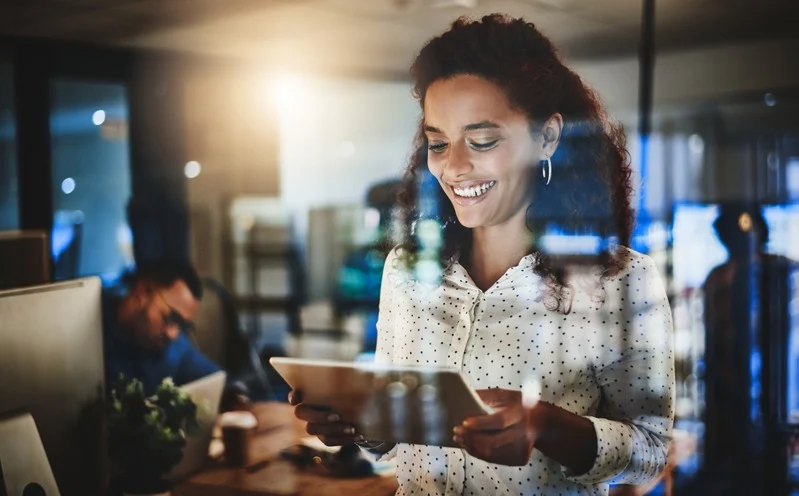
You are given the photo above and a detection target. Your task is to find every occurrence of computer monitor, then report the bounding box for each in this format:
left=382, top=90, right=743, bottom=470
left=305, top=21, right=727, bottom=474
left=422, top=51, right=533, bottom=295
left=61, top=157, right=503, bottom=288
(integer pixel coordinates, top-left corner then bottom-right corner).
left=0, top=278, right=106, bottom=496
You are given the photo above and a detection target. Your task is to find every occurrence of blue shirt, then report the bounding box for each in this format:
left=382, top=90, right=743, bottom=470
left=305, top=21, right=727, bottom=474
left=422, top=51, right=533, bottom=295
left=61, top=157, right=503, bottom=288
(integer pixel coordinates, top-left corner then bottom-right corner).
left=102, top=291, right=220, bottom=396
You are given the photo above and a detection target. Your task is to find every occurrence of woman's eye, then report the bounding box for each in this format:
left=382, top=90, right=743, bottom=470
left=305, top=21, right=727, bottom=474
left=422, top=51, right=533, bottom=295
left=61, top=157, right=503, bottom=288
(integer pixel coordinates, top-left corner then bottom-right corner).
left=468, top=139, right=500, bottom=151
left=428, top=142, right=448, bottom=153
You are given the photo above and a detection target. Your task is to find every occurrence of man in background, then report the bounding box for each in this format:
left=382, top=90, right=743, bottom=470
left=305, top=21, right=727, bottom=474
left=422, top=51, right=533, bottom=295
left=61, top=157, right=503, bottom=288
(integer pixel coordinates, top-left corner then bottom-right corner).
left=103, top=260, right=250, bottom=412
left=703, top=203, right=796, bottom=494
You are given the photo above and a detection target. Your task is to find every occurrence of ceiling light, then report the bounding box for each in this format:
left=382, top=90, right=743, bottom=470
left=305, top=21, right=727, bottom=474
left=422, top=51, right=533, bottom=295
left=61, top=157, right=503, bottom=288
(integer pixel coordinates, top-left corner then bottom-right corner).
left=92, top=110, right=106, bottom=126
left=61, top=178, right=76, bottom=195
left=184, top=161, right=202, bottom=179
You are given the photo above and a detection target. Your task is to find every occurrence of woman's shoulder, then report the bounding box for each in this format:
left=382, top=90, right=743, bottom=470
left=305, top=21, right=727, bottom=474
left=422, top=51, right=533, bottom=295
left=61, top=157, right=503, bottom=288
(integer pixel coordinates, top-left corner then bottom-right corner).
left=383, top=245, right=407, bottom=273
left=381, top=245, right=416, bottom=287
left=607, top=245, right=661, bottom=282
left=564, top=247, right=659, bottom=286
left=605, top=247, right=669, bottom=308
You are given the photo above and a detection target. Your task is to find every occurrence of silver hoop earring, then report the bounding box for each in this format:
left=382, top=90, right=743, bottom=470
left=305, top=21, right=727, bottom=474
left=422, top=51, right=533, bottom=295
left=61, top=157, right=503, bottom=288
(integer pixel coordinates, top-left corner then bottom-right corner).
left=540, top=157, right=552, bottom=185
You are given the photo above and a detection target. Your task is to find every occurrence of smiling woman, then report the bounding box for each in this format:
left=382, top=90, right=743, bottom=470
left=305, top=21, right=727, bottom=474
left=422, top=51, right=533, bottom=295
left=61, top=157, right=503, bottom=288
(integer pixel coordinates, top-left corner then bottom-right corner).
left=291, top=14, right=675, bottom=496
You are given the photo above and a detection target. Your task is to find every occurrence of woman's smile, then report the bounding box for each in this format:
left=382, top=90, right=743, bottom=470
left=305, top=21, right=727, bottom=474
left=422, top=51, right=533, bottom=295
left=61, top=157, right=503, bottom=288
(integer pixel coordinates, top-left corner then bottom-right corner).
left=450, top=180, right=496, bottom=203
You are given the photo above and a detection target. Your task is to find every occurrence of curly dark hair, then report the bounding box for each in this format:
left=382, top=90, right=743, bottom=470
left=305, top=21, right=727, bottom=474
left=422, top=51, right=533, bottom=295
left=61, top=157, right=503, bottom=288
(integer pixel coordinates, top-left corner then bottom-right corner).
left=395, top=14, right=634, bottom=311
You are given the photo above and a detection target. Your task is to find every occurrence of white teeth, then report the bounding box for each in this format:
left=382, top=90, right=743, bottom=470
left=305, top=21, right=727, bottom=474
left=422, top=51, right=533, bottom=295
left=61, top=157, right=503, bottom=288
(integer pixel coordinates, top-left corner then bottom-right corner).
left=453, top=181, right=495, bottom=198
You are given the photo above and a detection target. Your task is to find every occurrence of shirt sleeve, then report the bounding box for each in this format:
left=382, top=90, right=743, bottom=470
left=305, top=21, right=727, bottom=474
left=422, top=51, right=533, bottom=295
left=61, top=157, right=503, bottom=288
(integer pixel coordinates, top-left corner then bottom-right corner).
left=563, top=253, right=675, bottom=485
left=173, top=333, right=222, bottom=386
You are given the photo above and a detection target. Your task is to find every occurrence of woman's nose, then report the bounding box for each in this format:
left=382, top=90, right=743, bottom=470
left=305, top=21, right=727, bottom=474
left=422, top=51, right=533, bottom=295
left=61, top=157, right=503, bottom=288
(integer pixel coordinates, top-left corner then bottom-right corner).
left=444, top=142, right=474, bottom=178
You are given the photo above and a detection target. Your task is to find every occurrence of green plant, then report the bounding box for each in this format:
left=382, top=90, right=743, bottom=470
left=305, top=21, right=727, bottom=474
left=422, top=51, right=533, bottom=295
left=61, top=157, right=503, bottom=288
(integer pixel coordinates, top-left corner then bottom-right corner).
left=107, top=376, right=200, bottom=491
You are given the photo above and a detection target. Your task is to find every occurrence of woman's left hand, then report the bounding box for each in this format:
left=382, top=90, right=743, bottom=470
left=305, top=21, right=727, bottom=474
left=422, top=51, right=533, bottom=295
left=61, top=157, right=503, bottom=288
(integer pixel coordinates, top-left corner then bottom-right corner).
left=453, top=388, right=545, bottom=466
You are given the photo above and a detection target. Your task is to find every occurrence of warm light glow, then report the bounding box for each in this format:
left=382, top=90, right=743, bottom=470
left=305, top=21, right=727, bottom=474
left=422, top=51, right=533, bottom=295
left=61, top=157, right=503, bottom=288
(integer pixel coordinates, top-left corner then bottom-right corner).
left=272, top=74, right=296, bottom=106
left=61, top=177, right=76, bottom=195
left=271, top=73, right=312, bottom=116
left=184, top=161, right=201, bottom=179
left=739, top=212, right=752, bottom=232
left=92, top=110, right=106, bottom=126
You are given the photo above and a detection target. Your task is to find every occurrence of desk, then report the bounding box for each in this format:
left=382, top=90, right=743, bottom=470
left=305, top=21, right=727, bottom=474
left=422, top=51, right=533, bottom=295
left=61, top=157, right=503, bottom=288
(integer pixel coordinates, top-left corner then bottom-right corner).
left=174, top=403, right=398, bottom=496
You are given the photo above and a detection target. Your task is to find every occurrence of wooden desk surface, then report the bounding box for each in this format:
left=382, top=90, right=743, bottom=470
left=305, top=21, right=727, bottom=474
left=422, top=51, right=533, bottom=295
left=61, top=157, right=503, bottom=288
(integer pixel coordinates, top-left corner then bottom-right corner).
left=174, top=403, right=398, bottom=496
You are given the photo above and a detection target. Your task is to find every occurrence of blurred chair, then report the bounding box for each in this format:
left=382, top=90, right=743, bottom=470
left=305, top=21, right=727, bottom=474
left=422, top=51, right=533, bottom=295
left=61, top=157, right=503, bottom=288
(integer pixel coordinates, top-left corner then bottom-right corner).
left=241, top=223, right=304, bottom=338
left=191, top=277, right=277, bottom=401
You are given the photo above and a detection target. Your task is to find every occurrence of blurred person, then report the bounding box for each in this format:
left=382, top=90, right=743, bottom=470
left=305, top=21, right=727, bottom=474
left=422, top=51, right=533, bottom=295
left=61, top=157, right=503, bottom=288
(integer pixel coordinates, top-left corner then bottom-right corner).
left=291, top=14, right=675, bottom=495
left=103, top=259, right=249, bottom=409
left=702, top=204, right=796, bottom=493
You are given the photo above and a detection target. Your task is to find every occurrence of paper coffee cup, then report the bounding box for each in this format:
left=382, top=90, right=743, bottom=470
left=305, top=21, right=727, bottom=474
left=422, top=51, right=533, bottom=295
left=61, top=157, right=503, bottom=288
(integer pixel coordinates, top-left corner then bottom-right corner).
left=220, top=411, right=258, bottom=467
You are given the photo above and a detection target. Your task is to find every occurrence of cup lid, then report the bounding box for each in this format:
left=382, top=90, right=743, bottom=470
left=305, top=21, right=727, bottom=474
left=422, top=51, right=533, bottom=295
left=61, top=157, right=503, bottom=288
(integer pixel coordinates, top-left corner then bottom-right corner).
left=220, top=410, right=258, bottom=429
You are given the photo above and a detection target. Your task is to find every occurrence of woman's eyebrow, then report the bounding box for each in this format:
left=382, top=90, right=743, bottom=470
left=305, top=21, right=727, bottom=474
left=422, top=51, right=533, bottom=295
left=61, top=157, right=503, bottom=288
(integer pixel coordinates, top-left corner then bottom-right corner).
left=424, top=121, right=501, bottom=134
left=463, top=121, right=500, bottom=131
left=424, top=124, right=443, bottom=134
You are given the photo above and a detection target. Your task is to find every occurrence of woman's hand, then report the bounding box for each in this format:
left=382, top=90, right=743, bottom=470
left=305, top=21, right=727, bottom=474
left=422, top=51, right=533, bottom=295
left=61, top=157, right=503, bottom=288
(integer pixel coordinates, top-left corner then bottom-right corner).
left=453, top=388, right=546, bottom=466
left=288, top=390, right=359, bottom=446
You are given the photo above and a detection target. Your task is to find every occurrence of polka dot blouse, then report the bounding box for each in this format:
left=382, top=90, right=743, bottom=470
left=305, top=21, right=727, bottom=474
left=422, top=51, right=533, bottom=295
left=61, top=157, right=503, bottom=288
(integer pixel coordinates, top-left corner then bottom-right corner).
left=374, top=247, right=675, bottom=495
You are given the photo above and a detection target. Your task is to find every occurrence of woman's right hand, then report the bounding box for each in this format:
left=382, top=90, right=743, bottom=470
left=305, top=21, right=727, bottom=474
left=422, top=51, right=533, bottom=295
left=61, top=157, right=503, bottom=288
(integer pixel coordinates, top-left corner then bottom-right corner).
left=288, top=390, right=359, bottom=446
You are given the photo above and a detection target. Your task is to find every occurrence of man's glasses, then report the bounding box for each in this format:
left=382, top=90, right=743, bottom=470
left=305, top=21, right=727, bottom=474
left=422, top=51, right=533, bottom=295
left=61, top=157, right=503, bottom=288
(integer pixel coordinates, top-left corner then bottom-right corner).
left=155, top=292, right=195, bottom=334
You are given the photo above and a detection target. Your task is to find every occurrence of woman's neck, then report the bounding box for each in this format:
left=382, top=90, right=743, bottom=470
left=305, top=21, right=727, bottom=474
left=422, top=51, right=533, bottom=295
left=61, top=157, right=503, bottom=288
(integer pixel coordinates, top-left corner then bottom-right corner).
left=465, top=208, right=532, bottom=291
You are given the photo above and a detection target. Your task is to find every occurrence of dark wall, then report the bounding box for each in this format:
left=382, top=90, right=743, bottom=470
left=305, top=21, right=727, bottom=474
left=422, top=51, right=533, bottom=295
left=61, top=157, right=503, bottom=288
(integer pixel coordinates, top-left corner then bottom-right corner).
left=127, top=52, right=189, bottom=264
left=0, top=47, right=18, bottom=231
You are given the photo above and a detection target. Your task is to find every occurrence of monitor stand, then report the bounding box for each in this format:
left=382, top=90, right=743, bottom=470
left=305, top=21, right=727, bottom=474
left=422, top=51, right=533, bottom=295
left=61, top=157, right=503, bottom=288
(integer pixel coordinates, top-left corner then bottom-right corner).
left=0, top=412, right=60, bottom=496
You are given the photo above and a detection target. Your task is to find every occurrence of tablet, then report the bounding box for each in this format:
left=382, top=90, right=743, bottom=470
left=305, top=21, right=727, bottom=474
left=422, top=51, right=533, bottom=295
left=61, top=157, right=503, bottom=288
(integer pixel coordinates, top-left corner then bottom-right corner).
left=270, top=357, right=493, bottom=448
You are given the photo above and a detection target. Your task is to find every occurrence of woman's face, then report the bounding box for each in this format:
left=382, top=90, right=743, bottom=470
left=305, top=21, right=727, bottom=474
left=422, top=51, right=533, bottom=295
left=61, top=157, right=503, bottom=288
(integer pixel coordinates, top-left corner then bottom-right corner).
left=423, top=75, right=545, bottom=230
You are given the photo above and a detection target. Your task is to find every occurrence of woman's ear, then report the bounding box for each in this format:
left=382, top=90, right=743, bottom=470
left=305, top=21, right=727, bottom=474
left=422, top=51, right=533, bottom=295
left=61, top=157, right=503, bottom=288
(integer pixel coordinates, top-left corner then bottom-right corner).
left=542, top=113, right=563, bottom=157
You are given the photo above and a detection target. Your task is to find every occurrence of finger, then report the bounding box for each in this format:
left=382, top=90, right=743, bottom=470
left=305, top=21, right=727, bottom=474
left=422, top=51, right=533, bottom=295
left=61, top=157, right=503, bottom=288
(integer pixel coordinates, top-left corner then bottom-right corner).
left=288, top=390, right=303, bottom=405
left=306, top=422, right=356, bottom=438
left=319, top=435, right=356, bottom=447
left=476, top=388, right=520, bottom=407
left=459, top=426, right=532, bottom=465
left=462, top=405, right=524, bottom=431
left=457, top=428, right=493, bottom=461
left=294, top=404, right=340, bottom=424
left=467, top=427, right=528, bottom=452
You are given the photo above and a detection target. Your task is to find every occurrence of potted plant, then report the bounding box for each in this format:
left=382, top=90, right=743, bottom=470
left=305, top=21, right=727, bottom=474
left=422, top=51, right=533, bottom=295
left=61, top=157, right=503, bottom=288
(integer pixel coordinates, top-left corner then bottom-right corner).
left=106, top=376, right=200, bottom=496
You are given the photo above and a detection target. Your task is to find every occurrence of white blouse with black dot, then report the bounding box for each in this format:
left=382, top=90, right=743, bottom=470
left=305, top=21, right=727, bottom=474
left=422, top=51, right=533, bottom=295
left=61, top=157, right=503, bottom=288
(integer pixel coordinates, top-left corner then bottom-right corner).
left=374, top=247, right=675, bottom=496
